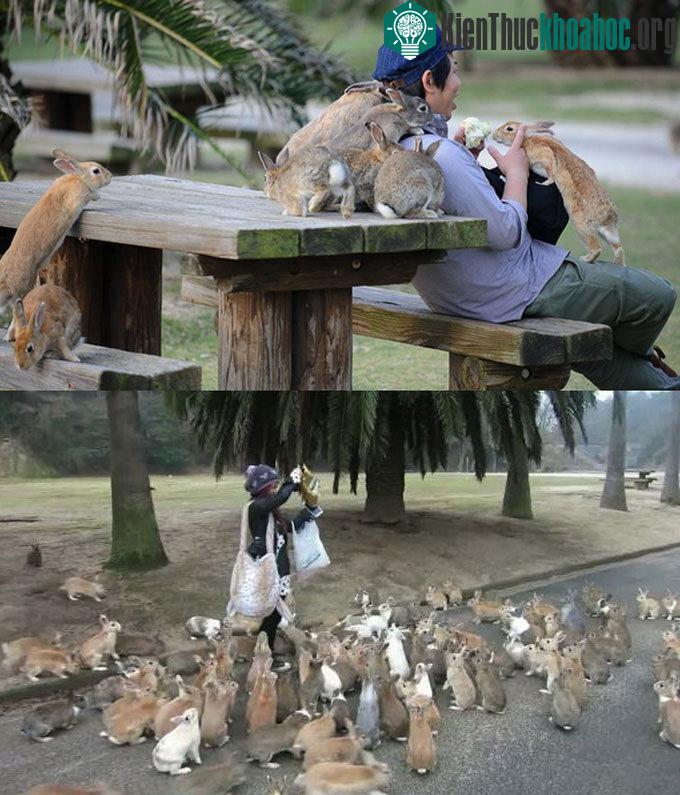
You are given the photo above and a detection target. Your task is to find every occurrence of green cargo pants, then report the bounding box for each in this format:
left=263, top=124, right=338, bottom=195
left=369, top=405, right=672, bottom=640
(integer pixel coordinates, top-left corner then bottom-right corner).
left=523, top=258, right=679, bottom=389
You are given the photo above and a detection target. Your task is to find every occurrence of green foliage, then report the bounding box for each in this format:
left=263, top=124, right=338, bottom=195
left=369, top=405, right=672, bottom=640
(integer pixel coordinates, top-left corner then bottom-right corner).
left=0, top=393, right=204, bottom=476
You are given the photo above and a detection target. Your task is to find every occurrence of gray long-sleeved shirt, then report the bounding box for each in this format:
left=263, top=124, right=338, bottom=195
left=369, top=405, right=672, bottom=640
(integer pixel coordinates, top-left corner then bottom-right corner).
left=400, top=130, right=568, bottom=323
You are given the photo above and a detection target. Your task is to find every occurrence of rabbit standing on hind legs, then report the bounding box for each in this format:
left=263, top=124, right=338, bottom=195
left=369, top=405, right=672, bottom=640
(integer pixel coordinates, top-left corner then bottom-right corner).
left=0, top=150, right=111, bottom=331
left=491, top=121, right=625, bottom=266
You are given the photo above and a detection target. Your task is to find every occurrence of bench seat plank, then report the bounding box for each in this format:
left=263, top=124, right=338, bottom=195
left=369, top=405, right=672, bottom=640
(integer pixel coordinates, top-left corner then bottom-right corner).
left=351, top=286, right=612, bottom=367
left=0, top=333, right=201, bottom=390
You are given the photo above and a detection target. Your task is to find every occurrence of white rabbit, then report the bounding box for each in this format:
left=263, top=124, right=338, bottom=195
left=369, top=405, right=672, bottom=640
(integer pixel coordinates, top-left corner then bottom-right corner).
left=152, top=707, right=201, bottom=775
left=320, top=660, right=343, bottom=702
left=384, top=626, right=410, bottom=680
left=413, top=662, right=433, bottom=699
left=185, top=616, right=221, bottom=641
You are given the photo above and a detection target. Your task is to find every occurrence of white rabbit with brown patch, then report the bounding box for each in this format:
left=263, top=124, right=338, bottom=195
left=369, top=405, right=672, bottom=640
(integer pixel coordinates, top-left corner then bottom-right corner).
left=491, top=120, right=624, bottom=265
left=0, top=150, right=112, bottom=313
left=78, top=615, right=121, bottom=670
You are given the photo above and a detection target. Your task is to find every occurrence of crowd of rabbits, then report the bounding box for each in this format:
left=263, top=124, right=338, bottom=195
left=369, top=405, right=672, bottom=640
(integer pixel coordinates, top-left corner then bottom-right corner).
left=7, top=572, right=680, bottom=793
left=259, top=83, right=445, bottom=221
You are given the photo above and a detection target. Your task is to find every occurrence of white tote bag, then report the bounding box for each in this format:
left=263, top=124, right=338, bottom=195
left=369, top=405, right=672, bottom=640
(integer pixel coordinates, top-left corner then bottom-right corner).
left=226, top=502, right=280, bottom=620
left=293, top=518, right=330, bottom=575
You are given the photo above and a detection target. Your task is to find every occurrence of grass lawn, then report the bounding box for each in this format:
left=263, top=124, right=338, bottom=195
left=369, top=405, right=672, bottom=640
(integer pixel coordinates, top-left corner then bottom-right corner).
left=162, top=185, right=680, bottom=390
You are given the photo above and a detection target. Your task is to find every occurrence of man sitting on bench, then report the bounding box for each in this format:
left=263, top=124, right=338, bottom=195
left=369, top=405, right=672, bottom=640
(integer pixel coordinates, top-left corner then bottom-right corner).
left=370, top=28, right=679, bottom=389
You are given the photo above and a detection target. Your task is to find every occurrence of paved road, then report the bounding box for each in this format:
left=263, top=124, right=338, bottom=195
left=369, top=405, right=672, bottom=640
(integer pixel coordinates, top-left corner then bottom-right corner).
left=4, top=548, right=680, bottom=795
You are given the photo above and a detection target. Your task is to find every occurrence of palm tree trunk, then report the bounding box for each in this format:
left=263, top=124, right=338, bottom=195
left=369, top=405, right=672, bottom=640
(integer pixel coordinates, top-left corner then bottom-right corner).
left=0, top=19, right=22, bottom=181
left=600, top=391, right=628, bottom=512
left=661, top=392, right=680, bottom=505
left=106, top=391, right=169, bottom=570
left=501, top=424, right=534, bottom=520
left=364, top=418, right=406, bottom=525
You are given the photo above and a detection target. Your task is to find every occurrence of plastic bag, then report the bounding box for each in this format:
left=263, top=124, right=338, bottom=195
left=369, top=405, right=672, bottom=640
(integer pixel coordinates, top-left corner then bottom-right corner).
left=293, top=518, right=330, bottom=575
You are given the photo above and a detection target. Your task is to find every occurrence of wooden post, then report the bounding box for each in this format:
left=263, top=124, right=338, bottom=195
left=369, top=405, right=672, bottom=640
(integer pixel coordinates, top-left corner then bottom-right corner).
left=102, top=243, right=162, bottom=355
left=217, top=289, right=292, bottom=390
left=292, top=288, right=352, bottom=390
left=448, top=354, right=571, bottom=390
left=46, top=239, right=162, bottom=355
left=46, top=237, right=105, bottom=345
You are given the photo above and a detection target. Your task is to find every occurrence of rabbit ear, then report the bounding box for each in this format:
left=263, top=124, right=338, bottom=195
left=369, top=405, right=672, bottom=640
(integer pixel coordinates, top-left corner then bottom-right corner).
left=425, top=140, right=442, bottom=158
left=527, top=120, right=555, bottom=136
left=367, top=121, right=386, bottom=147
left=13, top=298, right=27, bottom=327
left=53, top=152, right=82, bottom=175
left=32, top=301, right=46, bottom=332
left=385, top=88, right=405, bottom=109
left=258, top=151, right=277, bottom=172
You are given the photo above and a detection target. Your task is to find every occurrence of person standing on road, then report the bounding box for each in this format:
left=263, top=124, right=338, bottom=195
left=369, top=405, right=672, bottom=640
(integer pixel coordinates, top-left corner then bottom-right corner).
left=370, top=28, right=679, bottom=389
left=243, top=464, right=316, bottom=662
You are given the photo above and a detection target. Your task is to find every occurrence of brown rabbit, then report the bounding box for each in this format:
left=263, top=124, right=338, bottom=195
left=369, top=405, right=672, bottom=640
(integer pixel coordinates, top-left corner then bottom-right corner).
left=467, top=590, right=506, bottom=624
left=292, top=711, right=336, bottom=758
left=549, top=670, right=581, bottom=731
left=442, top=579, right=463, bottom=606
left=10, top=284, right=82, bottom=368
left=472, top=653, right=507, bottom=714
left=654, top=679, right=680, bottom=747
left=336, top=122, right=401, bottom=210
left=425, top=585, right=448, bottom=611
left=294, top=760, right=389, bottom=795
left=247, top=632, right=274, bottom=693
left=492, top=121, right=624, bottom=265
left=0, top=150, right=111, bottom=310
left=245, top=711, right=310, bottom=768
left=404, top=693, right=440, bottom=735
left=78, top=615, right=121, bottom=670
left=259, top=146, right=355, bottom=219
left=26, top=543, right=42, bottom=567
left=2, top=636, right=57, bottom=672
left=378, top=674, right=409, bottom=740
left=332, top=88, right=433, bottom=151
left=100, top=689, right=165, bottom=745
left=59, top=576, right=105, bottom=602
left=124, top=659, right=163, bottom=693
left=300, top=657, right=325, bottom=715
left=153, top=676, right=203, bottom=739
left=302, top=721, right=365, bottom=770
left=200, top=678, right=232, bottom=748
left=21, top=647, right=78, bottom=681
left=373, top=136, right=444, bottom=219
left=406, top=702, right=436, bottom=775
left=559, top=656, right=589, bottom=709
left=194, top=654, right=219, bottom=689
left=276, top=667, right=301, bottom=722
left=246, top=670, right=278, bottom=734
left=280, top=82, right=388, bottom=162
left=211, top=638, right=235, bottom=680
left=444, top=650, right=476, bottom=711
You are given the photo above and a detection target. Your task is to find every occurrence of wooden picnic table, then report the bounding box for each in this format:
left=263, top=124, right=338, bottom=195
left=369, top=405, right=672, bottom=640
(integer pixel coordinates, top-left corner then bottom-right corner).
left=0, top=175, right=487, bottom=389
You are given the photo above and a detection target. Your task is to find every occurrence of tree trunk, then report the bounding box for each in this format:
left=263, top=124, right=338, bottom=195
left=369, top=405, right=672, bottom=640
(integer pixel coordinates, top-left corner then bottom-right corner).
left=106, top=391, right=169, bottom=570
left=501, top=425, right=534, bottom=520
left=600, top=391, right=628, bottom=512
left=661, top=392, right=680, bottom=505
left=364, top=400, right=406, bottom=525
left=0, top=22, right=24, bottom=181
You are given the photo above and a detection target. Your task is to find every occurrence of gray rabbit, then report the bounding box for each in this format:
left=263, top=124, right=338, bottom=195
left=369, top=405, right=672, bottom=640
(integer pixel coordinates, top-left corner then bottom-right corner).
left=356, top=675, right=381, bottom=749
left=373, top=136, right=445, bottom=219
left=21, top=697, right=80, bottom=741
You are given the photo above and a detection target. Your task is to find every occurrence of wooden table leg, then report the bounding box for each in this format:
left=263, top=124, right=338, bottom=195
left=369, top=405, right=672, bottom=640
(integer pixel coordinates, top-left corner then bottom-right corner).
left=292, top=288, right=352, bottom=390
left=217, top=290, right=293, bottom=389
left=448, top=353, right=571, bottom=390
left=47, top=239, right=162, bottom=355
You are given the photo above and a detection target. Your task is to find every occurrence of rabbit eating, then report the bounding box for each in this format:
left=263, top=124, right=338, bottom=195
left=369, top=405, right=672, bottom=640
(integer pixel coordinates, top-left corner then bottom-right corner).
left=492, top=120, right=625, bottom=266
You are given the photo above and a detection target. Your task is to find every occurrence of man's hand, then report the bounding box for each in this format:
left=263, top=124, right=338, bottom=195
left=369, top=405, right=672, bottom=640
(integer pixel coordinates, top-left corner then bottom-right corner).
left=453, top=124, right=484, bottom=159
left=486, top=124, right=529, bottom=180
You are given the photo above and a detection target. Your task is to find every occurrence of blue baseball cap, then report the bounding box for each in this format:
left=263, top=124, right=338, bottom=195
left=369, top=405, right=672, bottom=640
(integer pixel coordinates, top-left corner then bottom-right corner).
left=372, top=25, right=462, bottom=86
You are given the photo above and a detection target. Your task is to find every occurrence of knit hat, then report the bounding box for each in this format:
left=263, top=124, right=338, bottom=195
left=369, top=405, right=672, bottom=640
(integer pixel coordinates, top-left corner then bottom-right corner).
left=244, top=464, right=280, bottom=495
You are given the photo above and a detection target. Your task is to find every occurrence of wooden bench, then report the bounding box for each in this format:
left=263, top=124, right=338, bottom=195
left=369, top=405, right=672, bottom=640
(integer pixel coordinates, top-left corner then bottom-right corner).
left=180, top=279, right=613, bottom=389
left=0, top=333, right=201, bottom=390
